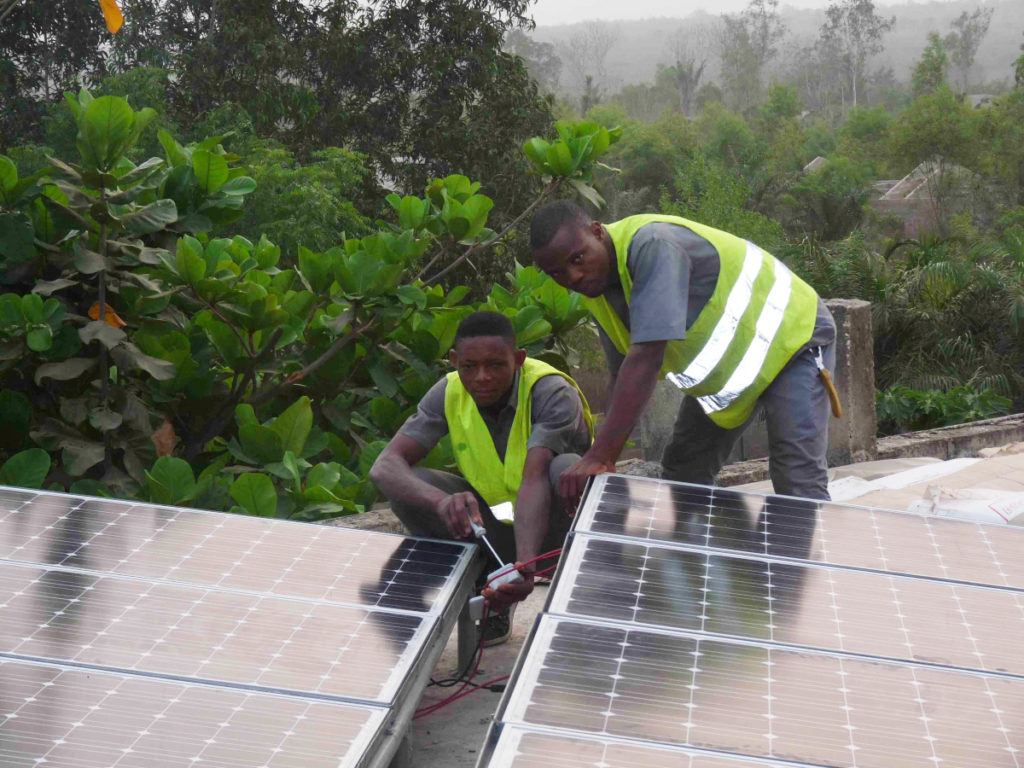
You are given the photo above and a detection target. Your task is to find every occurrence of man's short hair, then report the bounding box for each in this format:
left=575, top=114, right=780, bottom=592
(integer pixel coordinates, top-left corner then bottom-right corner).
left=529, top=200, right=592, bottom=251
left=454, top=311, right=517, bottom=350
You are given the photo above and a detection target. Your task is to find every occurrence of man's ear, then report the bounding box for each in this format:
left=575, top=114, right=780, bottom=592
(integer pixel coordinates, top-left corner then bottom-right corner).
left=514, top=348, right=527, bottom=368
left=449, top=349, right=459, bottom=368
left=590, top=219, right=604, bottom=239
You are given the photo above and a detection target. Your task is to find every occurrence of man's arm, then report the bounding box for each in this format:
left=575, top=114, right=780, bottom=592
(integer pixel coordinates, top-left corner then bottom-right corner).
left=369, top=434, right=482, bottom=538
left=559, top=339, right=667, bottom=505
left=483, top=445, right=553, bottom=611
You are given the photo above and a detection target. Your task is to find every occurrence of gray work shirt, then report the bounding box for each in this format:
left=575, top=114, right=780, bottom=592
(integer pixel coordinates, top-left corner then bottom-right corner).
left=597, top=222, right=836, bottom=374
left=398, top=371, right=591, bottom=460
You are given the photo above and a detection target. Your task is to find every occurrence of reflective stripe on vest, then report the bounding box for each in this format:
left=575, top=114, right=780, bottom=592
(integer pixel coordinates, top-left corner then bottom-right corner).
left=584, top=214, right=817, bottom=429
left=444, top=358, right=595, bottom=508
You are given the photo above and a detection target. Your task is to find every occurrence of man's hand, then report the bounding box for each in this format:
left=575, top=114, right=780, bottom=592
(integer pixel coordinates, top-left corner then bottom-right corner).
left=558, top=454, right=616, bottom=512
left=434, top=491, right=483, bottom=538
left=482, top=564, right=534, bottom=611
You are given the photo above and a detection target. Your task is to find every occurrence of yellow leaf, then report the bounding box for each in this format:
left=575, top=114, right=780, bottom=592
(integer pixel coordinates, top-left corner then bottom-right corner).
left=99, top=0, right=123, bottom=33
left=88, top=302, right=127, bottom=328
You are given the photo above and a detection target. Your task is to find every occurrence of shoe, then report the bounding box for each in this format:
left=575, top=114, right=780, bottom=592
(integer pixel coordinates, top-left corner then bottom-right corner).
left=481, top=604, right=515, bottom=647
left=534, top=574, right=552, bottom=586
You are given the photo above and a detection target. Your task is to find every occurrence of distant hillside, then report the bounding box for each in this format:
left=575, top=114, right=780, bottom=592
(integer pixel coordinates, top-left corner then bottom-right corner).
left=529, top=0, right=1022, bottom=94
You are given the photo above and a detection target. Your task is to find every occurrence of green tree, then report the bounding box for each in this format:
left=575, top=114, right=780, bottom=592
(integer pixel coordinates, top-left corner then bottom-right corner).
left=911, top=33, right=949, bottom=99
left=888, top=86, right=981, bottom=232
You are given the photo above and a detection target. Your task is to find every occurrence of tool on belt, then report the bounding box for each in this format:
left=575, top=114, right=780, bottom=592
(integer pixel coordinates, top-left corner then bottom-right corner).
left=814, top=347, right=842, bottom=419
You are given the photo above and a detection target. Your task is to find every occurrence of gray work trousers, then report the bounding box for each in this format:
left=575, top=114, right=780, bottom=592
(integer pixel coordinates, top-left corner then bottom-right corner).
left=660, top=343, right=835, bottom=501
left=388, top=453, right=580, bottom=571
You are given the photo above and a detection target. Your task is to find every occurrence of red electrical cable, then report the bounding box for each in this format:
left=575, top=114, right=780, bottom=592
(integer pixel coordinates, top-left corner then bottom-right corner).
left=414, top=548, right=564, bottom=720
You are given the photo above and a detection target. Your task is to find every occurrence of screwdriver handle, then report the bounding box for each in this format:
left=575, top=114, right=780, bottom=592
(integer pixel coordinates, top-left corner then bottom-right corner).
left=819, top=368, right=842, bottom=419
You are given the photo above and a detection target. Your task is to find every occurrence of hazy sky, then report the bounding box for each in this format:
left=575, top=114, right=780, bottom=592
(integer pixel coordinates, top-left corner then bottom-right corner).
left=529, top=0, right=959, bottom=26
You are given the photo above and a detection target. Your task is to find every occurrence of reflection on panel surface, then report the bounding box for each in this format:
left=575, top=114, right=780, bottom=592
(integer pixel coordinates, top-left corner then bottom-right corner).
left=502, top=617, right=1024, bottom=768
left=0, top=487, right=467, bottom=612
left=0, top=562, right=425, bottom=703
left=0, top=659, right=384, bottom=768
left=551, top=535, right=1024, bottom=676
left=576, top=475, right=1024, bottom=589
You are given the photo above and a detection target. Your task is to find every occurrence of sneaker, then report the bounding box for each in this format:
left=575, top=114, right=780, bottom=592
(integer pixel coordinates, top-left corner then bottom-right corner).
left=481, top=604, right=515, bottom=647
left=534, top=574, right=552, bottom=586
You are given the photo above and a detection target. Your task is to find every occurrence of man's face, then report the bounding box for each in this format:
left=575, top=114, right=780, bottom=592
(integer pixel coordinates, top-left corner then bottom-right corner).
left=533, top=220, right=615, bottom=298
left=449, top=336, right=526, bottom=408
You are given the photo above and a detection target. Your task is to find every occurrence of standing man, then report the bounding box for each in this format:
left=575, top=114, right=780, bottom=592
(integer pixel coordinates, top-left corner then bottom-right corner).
left=370, top=310, right=593, bottom=644
left=530, top=201, right=837, bottom=505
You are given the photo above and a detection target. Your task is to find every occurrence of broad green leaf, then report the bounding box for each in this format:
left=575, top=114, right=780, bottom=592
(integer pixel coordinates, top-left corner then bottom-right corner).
left=0, top=448, right=50, bottom=489
left=121, top=199, right=177, bottom=235
left=0, top=156, right=16, bottom=194
left=191, top=149, right=229, bottom=193
left=20, top=294, right=43, bottom=323
left=544, top=142, right=575, bottom=176
left=33, top=279, right=77, bottom=296
left=146, top=456, right=196, bottom=503
left=26, top=326, right=53, bottom=352
left=230, top=473, right=278, bottom=517
left=157, top=129, right=187, bottom=167
left=218, top=176, right=256, bottom=196
left=81, top=96, right=134, bottom=171
left=306, top=462, right=341, bottom=491
left=238, top=424, right=284, bottom=464
left=270, top=397, right=313, bottom=455
left=569, top=178, right=606, bottom=210
left=235, top=404, right=258, bottom=429
left=396, top=285, right=426, bottom=309
left=522, top=137, right=550, bottom=171
left=34, top=358, right=96, bottom=385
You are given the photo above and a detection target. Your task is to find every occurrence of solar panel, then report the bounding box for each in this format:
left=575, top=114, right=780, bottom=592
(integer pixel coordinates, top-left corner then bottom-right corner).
left=0, top=658, right=384, bottom=768
left=479, top=473, right=1024, bottom=768
left=0, top=485, right=478, bottom=766
left=549, top=535, right=1024, bottom=676
left=575, top=475, right=1024, bottom=590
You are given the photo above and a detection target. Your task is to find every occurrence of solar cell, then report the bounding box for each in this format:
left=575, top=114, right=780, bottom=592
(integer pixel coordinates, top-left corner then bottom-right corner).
left=576, top=475, right=1024, bottom=590
left=549, top=534, right=1024, bottom=676
left=500, top=616, right=1024, bottom=768
left=0, top=487, right=468, bottom=612
left=0, top=658, right=385, bottom=768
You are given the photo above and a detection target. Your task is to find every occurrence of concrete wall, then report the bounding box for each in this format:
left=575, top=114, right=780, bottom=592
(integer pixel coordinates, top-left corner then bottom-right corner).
left=640, top=299, right=878, bottom=467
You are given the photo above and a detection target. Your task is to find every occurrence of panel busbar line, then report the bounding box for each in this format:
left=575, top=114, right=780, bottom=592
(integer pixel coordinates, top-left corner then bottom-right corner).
left=548, top=534, right=1024, bottom=678
left=575, top=474, right=1024, bottom=591
left=498, top=615, right=1024, bottom=768
left=0, top=658, right=385, bottom=768
left=0, top=486, right=471, bottom=614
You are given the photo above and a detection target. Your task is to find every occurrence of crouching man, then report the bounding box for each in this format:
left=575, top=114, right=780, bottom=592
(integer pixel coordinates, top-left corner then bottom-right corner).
left=369, top=311, right=594, bottom=645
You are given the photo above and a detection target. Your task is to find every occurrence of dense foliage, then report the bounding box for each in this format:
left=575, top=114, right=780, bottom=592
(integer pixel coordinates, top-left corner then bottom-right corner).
left=0, top=87, right=616, bottom=514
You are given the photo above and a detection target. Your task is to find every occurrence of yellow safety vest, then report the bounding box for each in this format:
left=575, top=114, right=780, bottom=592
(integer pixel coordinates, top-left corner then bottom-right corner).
left=583, top=214, right=817, bottom=429
left=444, top=358, right=595, bottom=508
